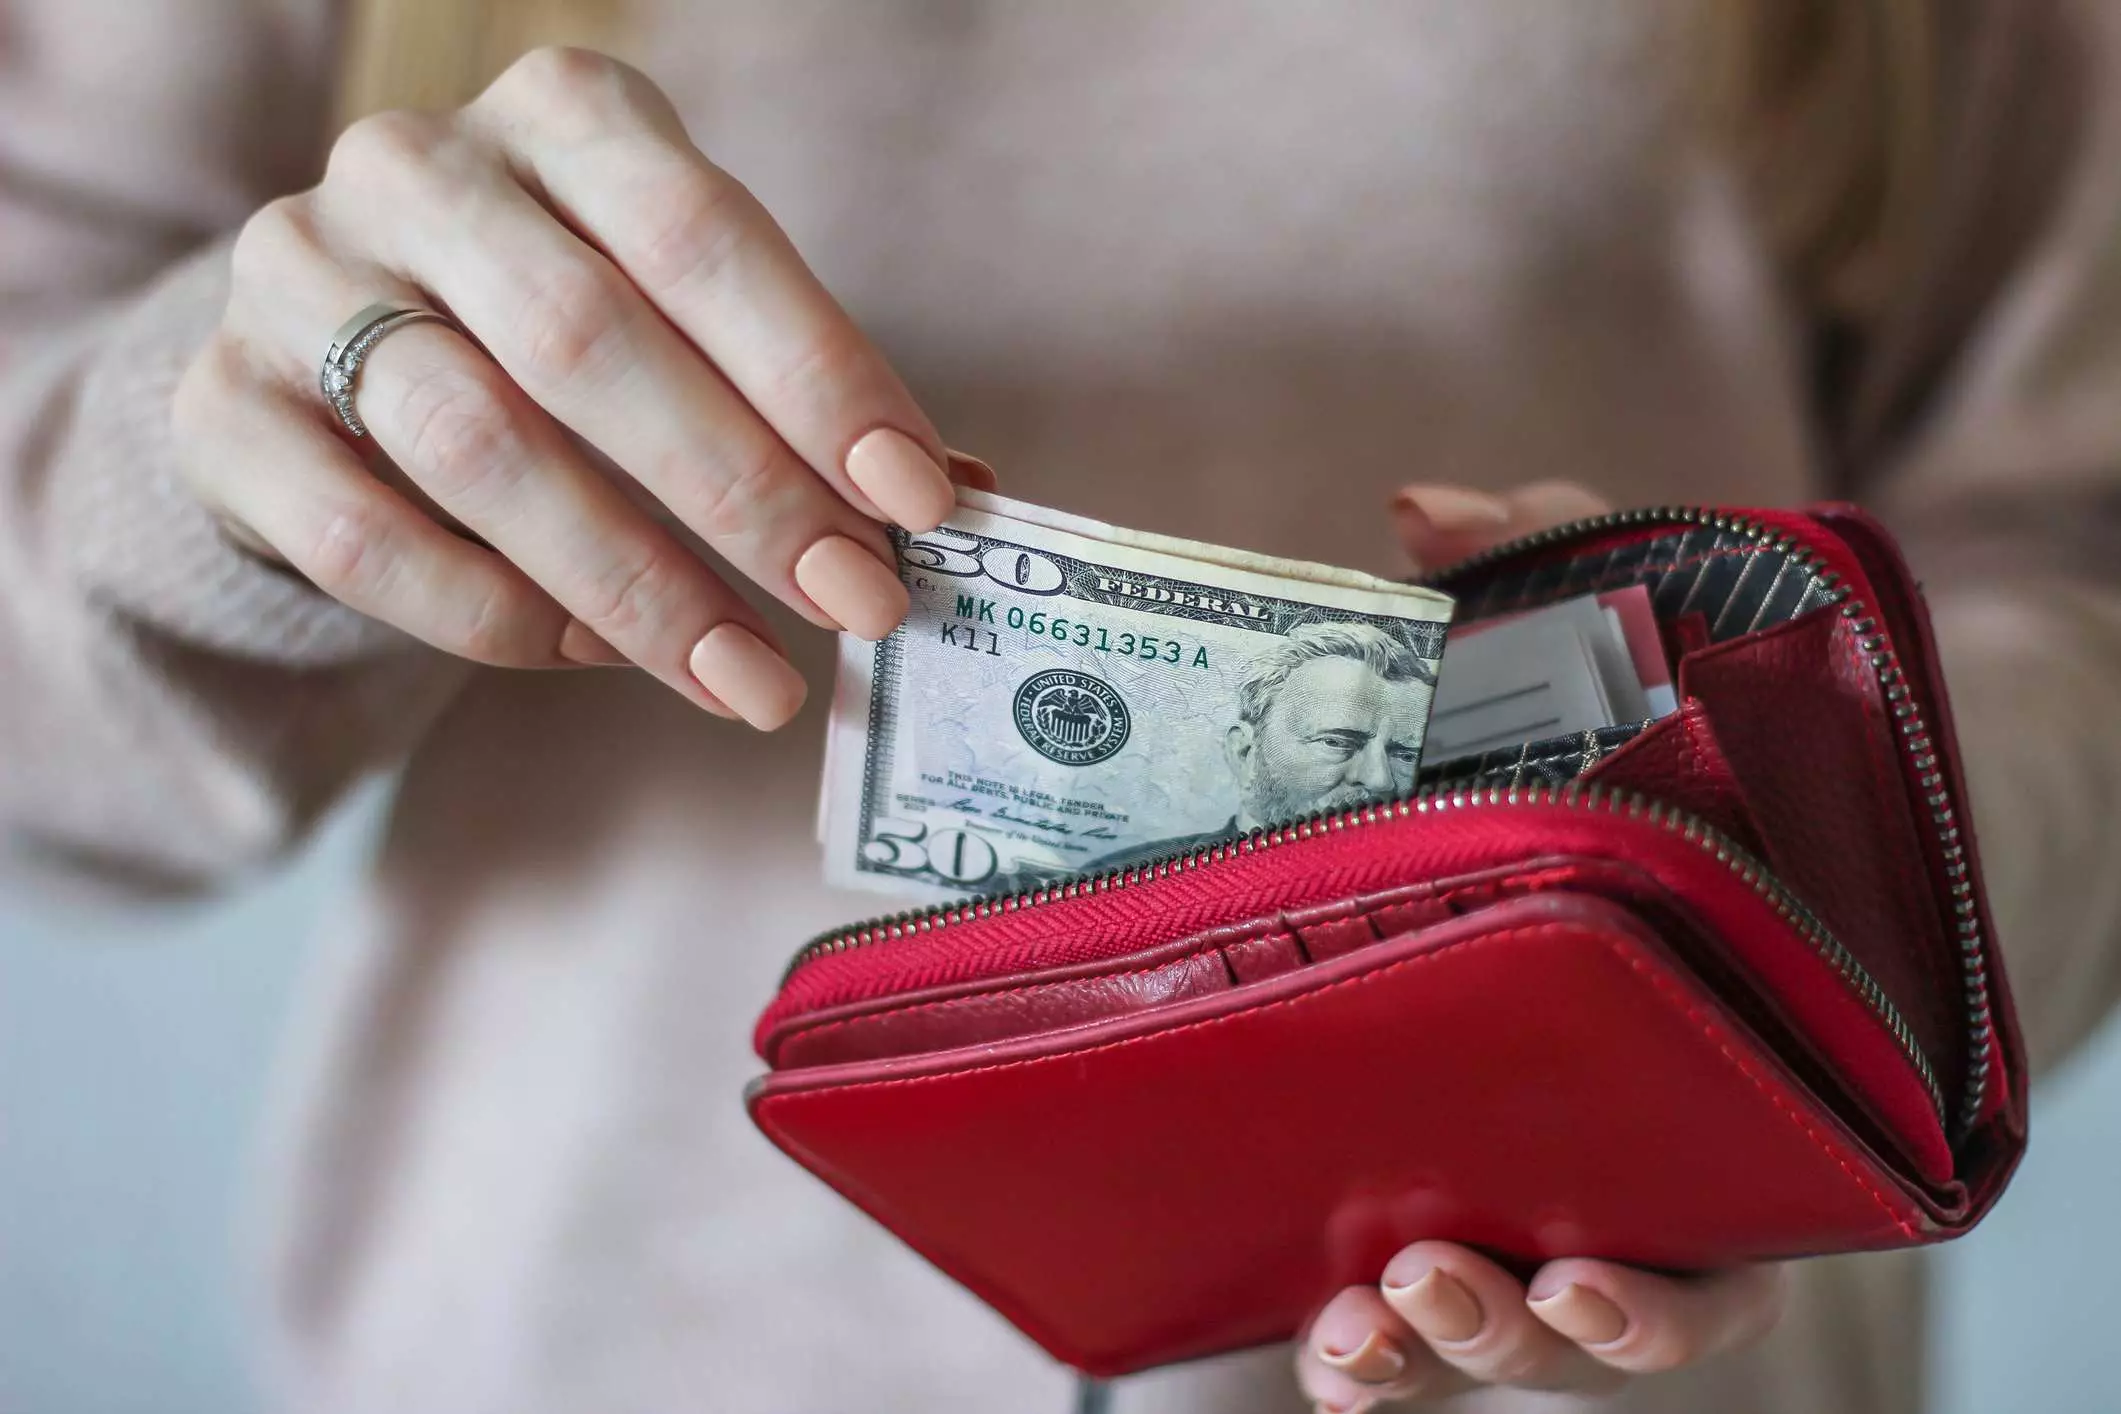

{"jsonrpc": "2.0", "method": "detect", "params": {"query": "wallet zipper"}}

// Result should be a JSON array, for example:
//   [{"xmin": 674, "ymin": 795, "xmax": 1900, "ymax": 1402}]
[
  {"xmin": 789, "ymin": 781, "xmax": 1945, "ymax": 1128},
  {"xmin": 1433, "ymin": 506, "xmax": 1991, "ymax": 1134},
  {"xmin": 793, "ymin": 507, "xmax": 1980, "ymax": 1136}
]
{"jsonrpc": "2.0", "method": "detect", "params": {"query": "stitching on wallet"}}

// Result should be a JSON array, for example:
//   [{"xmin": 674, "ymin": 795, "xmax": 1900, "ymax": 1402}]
[
  {"xmin": 778, "ymin": 869, "xmax": 1585, "ymax": 1055},
  {"xmin": 1613, "ymin": 946, "xmax": 1924, "ymax": 1238},
  {"xmin": 764, "ymin": 920, "xmax": 1925, "ymax": 1237}
]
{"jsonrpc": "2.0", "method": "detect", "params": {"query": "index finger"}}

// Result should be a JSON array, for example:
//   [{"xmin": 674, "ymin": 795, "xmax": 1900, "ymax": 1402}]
[{"xmin": 469, "ymin": 49, "xmax": 957, "ymax": 531}]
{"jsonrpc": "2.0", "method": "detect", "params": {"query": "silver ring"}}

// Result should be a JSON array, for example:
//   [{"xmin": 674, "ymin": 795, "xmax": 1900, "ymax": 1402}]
[{"xmin": 320, "ymin": 301, "xmax": 457, "ymax": 438}]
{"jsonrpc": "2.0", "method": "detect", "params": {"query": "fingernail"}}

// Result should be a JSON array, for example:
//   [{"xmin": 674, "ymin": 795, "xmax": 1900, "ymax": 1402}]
[
  {"xmin": 1314, "ymin": 1399, "xmax": 1363, "ymax": 1414},
  {"xmin": 794, "ymin": 535, "xmax": 910, "ymax": 641},
  {"xmin": 1383, "ymin": 1268, "xmax": 1483, "ymax": 1344},
  {"xmin": 945, "ymin": 447, "xmax": 1000, "ymax": 491},
  {"xmin": 1528, "ymin": 1283, "xmax": 1628, "ymax": 1346},
  {"xmin": 687, "ymin": 623, "xmax": 807, "ymax": 730},
  {"xmin": 1318, "ymin": 1330, "xmax": 1406, "ymax": 1385},
  {"xmin": 846, "ymin": 427, "xmax": 955, "ymax": 532},
  {"xmin": 558, "ymin": 619, "xmax": 628, "ymax": 666},
  {"xmin": 1391, "ymin": 485, "xmax": 1513, "ymax": 534}
]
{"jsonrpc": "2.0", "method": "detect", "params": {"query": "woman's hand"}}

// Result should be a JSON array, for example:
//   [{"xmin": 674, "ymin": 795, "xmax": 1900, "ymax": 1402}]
[
  {"xmin": 176, "ymin": 48, "xmax": 984, "ymax": 729},
  {"xmin": 1294, "ymin": 479, "xmax": 1790, "ymax": 1411},
  {"xmin": 1297, "ymin": 1244, "xmax": 1788, "ymax": 1409}
]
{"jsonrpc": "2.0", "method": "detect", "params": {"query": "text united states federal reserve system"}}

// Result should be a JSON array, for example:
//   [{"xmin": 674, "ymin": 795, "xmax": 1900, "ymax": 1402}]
[{"xmin": 819, "ymin": 489, "xmax": 1456, "ymax": 904}]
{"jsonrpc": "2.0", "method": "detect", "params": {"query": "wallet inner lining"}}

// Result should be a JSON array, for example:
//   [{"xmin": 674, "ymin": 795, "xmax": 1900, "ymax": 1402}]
[
  {"xmin": 1456, "ymin": 526, "xmax": 1841, "ymax": 643},
  {"xmin": 1417, "ymin": 720, "xmax": 1651, "ymax": 791},
  {"xmin": 1424, "ymin": 527, "xmax": 1841, "ymax": 786}
]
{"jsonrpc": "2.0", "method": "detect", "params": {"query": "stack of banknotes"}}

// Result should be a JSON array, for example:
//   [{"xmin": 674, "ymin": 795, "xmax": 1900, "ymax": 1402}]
[{"xmin": 819, "ymin": 489, "xmax": 1674, "ymax": 904}]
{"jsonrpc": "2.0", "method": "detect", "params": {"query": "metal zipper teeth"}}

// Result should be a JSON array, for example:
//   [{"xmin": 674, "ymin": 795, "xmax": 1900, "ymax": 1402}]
[
  {"xmin": 1429, "ymin": 505, "xmax": 1993, "ymax": 1134},
  {"xmin": 789, "ymin": 781, "xmax": 1945, "ymax": 1127}
]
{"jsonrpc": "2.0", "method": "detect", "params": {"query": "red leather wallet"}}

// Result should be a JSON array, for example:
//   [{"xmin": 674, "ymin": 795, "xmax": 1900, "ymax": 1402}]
[{"xmin": 749, "ymin": 504, "xmax": 2027, "ymax": 1379}]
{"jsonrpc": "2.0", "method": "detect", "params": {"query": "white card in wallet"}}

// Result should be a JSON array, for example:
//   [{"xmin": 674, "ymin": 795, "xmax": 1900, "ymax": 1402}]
[{"xmin": 1424, "ymin": 614, "xmax": 1619, "ymax": 761}]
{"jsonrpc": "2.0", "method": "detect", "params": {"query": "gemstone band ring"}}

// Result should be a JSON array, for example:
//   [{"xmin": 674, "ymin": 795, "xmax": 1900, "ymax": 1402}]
[{"xmin": 319, "ymin": 301, "xmax": 458, "ymax": 439}]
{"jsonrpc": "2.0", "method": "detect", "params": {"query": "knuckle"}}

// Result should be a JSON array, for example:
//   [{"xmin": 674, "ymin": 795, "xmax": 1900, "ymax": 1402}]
[
  {"xmin": 449, "ymin": 580, "xmax": 545, "ymax": 667},
  {"xmin": 757, "ymin": 318, "xmax": 869, "ymax": 414},
  {"xmin": 507, "ymin": 261, "xmax": 634, "ymax": 389},
  {"xmin": 301, "ymin": 501, "xmax": 397, "ymax": 603},
  {"xmin": 385, "ymin": 365, "xmax": 525, "ymax": 508},
  {"xmin": 229, "ymin": 195, "xmax": 323, "ymax": 290},
  {"xmin": 489, "ymin": 46, "xmax": 635, "ymax": 124},
  {"xmin": 624, "ymin": 165, "xmax": 753, "ymax": 291},
  {"xmin": 573, "ymin": 547, "xmax": 680, "ymax": 644},
  {"xmin": 511, "ymin": 44, "xmax": 621, "ymax": 92},
  {"xmin": 328, "ymin": 108, "xmax": 453, "ymax": 191},
  {"xmin": 685, "ymin": 440, "xmax": 803, "ymax": 546}
]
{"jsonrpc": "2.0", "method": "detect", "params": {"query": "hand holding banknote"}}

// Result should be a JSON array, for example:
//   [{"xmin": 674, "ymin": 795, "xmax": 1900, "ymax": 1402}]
[{"xmin": 175, "ymin": 48, "xmax": 992, "ymax": 727}]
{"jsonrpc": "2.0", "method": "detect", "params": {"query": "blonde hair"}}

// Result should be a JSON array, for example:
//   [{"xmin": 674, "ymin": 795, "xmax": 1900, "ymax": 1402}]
[
  {"xmin": 335, "ymin": 0, "xmax": 1937, "ymax": 316},
  {"xmin": 1712, "ymin": 0, "xmax": 1939, "ymax": 318},
  {"xmin": 332, "ymin": 0, "xmax": 630, "ymax": 130}
]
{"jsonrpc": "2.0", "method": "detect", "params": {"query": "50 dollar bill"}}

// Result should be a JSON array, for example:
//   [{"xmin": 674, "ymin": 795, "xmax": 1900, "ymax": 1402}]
[{"xmin": 820, "ymin": 489, "xmax": 1455, "ymax": 904}]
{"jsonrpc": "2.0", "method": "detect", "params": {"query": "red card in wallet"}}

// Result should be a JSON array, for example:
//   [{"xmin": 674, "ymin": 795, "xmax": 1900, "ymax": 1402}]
[{"xmin": 748, "ymin": 504, "xmax": 2027, "ymax": 1379}]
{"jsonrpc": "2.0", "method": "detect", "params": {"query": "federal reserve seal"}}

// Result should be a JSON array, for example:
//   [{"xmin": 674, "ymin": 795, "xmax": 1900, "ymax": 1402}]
[{"xmin": 1012, "ymin": 669, "xmax": 1131, "ymax": 766}]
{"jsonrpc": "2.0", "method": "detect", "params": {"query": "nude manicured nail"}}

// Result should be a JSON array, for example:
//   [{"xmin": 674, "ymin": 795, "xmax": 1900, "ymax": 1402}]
[
  {"xmin": 945, "ymin": 447, "xmax": 1000, "ymax": 491},
  {"xmin": 1384, "ymin": 1268, "xmax": 1484, "ymax": 1344},
  {"xmin": 1318, "ymin": 1329, "xmax": 1406, "ymax": 1385},
  {"xmin": 688, "ymin": 624, "xmax": 807, "ymax": 730},
  {"xmin": 846, "ymin": 427, "xmax": 955, "ymax": 531},
  {"xmin": 1529, "ymin": 1283, "xmax": 1628, "ymax": 1346},
  {"xmin": 1392, "ymin": 485, "xmax": 1513, "ymax": 534},
  {"xmin": 558, "ymin": 619, "xmax": 629, "ymax": 666},
  {"xmin": 795, "ymin": 535, "xmax": 909, "ymax": 641}
]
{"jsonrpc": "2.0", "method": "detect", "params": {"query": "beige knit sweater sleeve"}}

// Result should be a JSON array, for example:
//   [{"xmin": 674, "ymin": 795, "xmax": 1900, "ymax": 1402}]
[
  {"xmin": 0, "ymin": 0, "xmax": 465, "ymax": 895},
  {"xmin": 1850, "ymin": 0, "xmax": 2121, "ymax": 1075}
]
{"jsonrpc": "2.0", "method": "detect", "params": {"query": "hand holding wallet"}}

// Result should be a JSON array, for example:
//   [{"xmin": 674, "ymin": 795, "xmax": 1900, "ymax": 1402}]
[{"xmin": 749, "ymin": 503, "xmax": 2026, "ymax": 1379}]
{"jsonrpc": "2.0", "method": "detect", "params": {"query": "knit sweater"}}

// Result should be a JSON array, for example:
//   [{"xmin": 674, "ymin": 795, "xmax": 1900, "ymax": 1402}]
[{"xmin": 8, "ymin": 3, "xmax": 2121, "ymax": 1410}]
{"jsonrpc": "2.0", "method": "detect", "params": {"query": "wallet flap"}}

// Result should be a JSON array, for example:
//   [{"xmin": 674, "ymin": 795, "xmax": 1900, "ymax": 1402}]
[
  {"xmin": 1803, "ymin": 504, "xmax": 2024, "ymax": 1154},
  {"xmin": 751, "ymin": 893, "xmax": 1944, "ymax": 1378}
]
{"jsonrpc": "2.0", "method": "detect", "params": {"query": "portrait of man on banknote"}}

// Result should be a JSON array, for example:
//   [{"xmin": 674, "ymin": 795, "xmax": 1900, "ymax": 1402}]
[{"xmin": 1080, "ymin": 622, "xmax": 1436, "ymax": 873}]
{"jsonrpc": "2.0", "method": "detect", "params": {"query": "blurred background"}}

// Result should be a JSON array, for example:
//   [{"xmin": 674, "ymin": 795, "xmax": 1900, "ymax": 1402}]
[{"xmin": 3, "ymin": 784, "xmax": 2117, "ymax": 1413}]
